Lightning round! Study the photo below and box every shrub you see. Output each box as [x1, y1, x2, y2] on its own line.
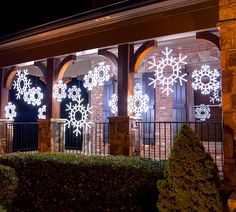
[157, 124, 223, 212]
[0, 165, 18, 209]
[0, 153, 165, 211]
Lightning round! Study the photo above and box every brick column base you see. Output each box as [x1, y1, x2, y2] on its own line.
[108, 116, 130, 156]
[38, 118, 66, 152]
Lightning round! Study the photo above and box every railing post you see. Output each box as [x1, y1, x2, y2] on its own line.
[108, 116, 130, 156]
[0, 119, 13, 154]
[38, 119, 66, 152]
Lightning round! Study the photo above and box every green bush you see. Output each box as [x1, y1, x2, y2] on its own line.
[157, 124, 223, 212]
[0, 165, 18, 209]
[0, 153, 165, 211]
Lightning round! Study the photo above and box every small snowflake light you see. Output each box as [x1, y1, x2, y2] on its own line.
[38, 105, 46, 119]
[68, 85, 81, 101]
[210, 88, 222, 104]
[109, 94, 118, 114]
[53, 80, 67, 102]
[5, 102, 16, 121]
[66, 94, 93, 136]
[94, 62, 111, 86]
[83, 70, 97, 91]
[148, 47, 187, 96]
[23, 87, 43, 106]
[192, 65, 220, 95]
[128, 84, 149, 118]
[195, 104, 210, 121]
[13, 69, 31, 99]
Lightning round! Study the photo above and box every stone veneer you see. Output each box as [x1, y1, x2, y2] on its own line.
[219, 0, 236, 189]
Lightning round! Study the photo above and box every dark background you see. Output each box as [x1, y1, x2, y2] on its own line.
[0, 0, 161, 38]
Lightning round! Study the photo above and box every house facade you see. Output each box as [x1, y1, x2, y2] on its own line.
[0, 0, 235, 188]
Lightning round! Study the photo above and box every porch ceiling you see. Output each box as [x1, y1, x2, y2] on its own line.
[0, 0, 218, 68]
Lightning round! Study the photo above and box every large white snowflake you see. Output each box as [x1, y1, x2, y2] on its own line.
[94, 62, 111, 86]
[128, 84, 149, 118]
[5, 102, 16, 121]
[68, 85, 81, 101]
[148, 47, 187, 96]
[65, 94, 93, 136]
[109, 94, 118, 114]
[38, 105, 46, 119]
[192, 65, 220, 95]
[83, 70, 97, 91]
[53, 80, 67, 102]
[13, 69, 31, 99]
[195, 104, 210, 121]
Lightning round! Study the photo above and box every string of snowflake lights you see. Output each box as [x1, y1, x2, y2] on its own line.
[195, 104, 210, 121]
[13, 69, 31, 99]
[148, 47, 187, 96]
[53, 80, 67, 102]
[65, 94, 93, 136]
[5, 102, 16, 121]
[83, 70, 97, 91]
[128, 83, 149, 118]
[38, 105, 46, 119]
[23, 87, 43, 106]
[94, 62, 111, 86]
[109, 94, 118, 114]
[192, 65, 220, 95]
[68, 85, 81, 101]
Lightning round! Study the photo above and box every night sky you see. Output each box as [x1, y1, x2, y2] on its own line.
[0, 0, 93, 38]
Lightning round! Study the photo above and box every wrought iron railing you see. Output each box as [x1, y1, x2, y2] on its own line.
[133, 121, 223, 173]
[5, 122, 38, 153]
[59, 122, 110, 155]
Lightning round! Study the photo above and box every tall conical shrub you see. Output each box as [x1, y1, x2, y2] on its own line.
[157, 124, 222, 212]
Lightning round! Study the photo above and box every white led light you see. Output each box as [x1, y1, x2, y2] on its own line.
[109, 94, 118, 114]
[38, 105, 46, 119]
[192, 65, 220, 95]
[94, 62, 111, 86]
[5, 102, 16, 121]
[65, 94, 93, 136]
[13, 69, 32, 99]
[68, 85, 81, 101]
[195, 104, 210, 121]
[53, 80, 67, 102]
[83, 70, 97, 91]
[148, 47, 187, 96]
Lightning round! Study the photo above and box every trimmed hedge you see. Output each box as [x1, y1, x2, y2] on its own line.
[0, 165, 18, 209]
[157, 124, 222, 211]
[0, 153, 165, 211]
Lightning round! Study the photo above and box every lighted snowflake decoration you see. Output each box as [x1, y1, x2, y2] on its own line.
[23, 87, 43, 106]
[128, 84, 149, 118]
[192, 65, 220, 95]
[109, 94, 118, 114]
[53, 80, 67, 102]
[38, 105, 46, 119]
[13, 69, 31, 99]
[210, 88, 222, 104]
[148, 47, 187, 96]
[83, 70, 97, 91]
[5, 102, 16, 121]
[94, 62, 111, 86]
[65, 94, 93, 136]
[195, 104, 210, 121]
[68, 85, 81, 101]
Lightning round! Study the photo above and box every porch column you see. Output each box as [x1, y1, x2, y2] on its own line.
[219, 1, 236, 189]
[38, 58, 65, 152]
[108, 44, 132, 156]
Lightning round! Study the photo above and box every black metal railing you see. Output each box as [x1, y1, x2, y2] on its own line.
[5, 122, 38, 152]
[134, 121, 223, 173]
[59, 122, 110, 155]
